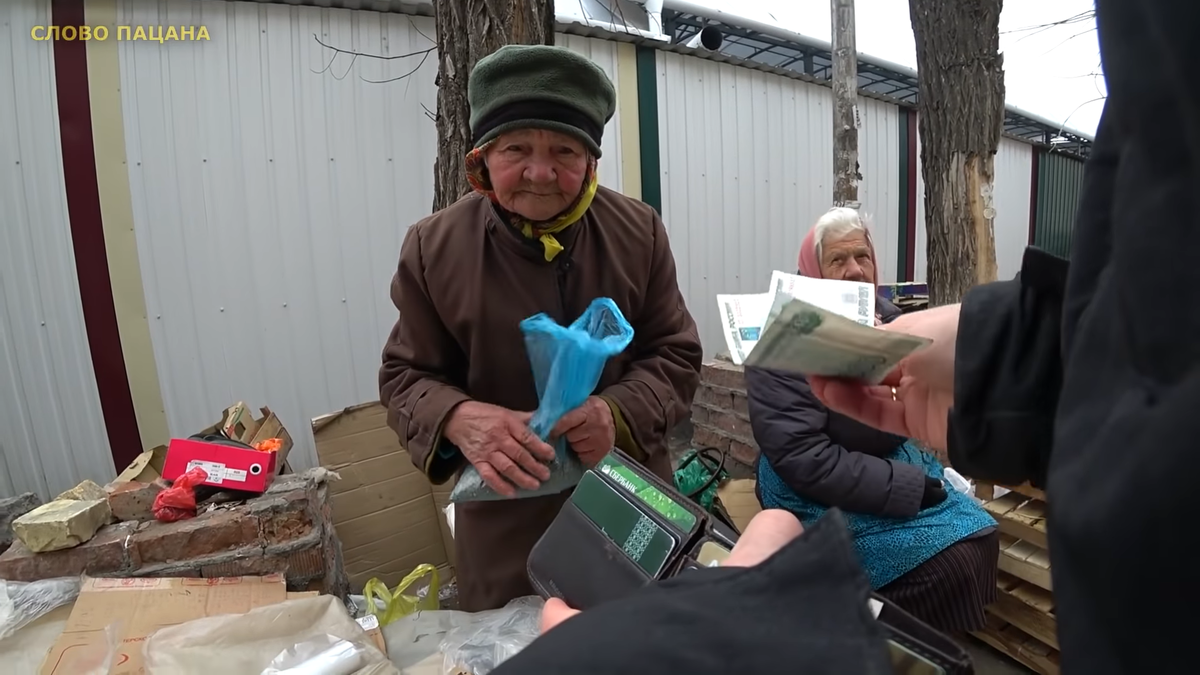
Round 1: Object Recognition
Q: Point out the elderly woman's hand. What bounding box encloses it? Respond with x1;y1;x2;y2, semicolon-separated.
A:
550;396;615;468
444;401;556;497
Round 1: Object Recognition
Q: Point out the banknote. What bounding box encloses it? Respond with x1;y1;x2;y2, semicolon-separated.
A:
744;291;931;383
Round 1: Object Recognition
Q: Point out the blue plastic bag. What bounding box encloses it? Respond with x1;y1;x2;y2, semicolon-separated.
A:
449;298;635;502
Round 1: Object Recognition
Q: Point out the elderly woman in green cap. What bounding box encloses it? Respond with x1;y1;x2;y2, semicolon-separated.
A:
380;45;703;611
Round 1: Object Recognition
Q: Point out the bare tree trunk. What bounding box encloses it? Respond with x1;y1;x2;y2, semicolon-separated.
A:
432;0;556;211
831;0;860;208
909;0;1004;305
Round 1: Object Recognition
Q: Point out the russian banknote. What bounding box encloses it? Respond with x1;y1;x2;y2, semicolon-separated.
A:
744;291;931;383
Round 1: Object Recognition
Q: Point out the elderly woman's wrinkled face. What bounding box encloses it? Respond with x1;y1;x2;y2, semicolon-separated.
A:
820;232;875;284
485;129;589;221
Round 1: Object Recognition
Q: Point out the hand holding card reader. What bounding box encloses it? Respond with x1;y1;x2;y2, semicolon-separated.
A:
526;449;975;675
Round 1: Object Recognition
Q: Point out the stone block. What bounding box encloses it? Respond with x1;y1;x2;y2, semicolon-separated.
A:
731;390;751;417
248;488;315;545
695;385;734;410
692;425;731;453
1;492;42;551
12;499;112;553
709;409;754;440
106;481;164;522
729;438;760;466
0;521;139;580
132;509;260;564
701;361;746;391
56;479;108;502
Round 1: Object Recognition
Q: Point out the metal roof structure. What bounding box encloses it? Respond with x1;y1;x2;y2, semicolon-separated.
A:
240;0;1095;158
659;6;1093;158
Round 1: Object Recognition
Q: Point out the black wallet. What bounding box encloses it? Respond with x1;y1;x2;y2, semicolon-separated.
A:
526;449;975;675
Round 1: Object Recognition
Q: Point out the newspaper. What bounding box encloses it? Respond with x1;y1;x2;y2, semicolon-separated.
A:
715;272;929;381
768;270;875;325
715;292;774;365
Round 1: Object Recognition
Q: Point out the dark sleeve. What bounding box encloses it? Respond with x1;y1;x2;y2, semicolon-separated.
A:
493;511;892;675
600;210;703;463
945;104;1124;488
947;248;1068;489
378;225;471;484
745;366;925;518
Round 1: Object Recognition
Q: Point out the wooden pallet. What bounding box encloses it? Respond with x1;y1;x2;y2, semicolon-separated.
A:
982;491;1049;551
992;571;1058;650
973;613;1060;675
976;481;1045;503
998;533;1053;591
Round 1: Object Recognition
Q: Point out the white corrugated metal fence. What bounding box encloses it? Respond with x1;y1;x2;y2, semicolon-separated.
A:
0;0;117;501
655;50;903;356
118;0;627;469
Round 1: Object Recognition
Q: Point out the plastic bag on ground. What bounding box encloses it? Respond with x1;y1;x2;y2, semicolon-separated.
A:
144;595;397;675
261;633;374;675
440;596;544;675
362;564;439;627
450;298;634;502
152;466;208;522
0;577;81;641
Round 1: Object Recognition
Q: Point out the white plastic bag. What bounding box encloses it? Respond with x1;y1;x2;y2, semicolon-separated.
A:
943;468;973;496
144;595;397;675
440;596;543;675
261;633;372;675
0;577;80;640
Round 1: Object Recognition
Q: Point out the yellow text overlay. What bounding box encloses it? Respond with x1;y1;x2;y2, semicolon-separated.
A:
31;25;210;42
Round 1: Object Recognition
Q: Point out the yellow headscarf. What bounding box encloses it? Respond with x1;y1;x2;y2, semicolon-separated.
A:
464;145;599;262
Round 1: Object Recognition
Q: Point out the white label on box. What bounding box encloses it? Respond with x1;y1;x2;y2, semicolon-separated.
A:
356;614;380;631
223;468;248;482
186;459;225;484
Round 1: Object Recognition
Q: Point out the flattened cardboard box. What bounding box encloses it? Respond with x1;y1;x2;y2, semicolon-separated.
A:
313;403;455;591
41;575;288;675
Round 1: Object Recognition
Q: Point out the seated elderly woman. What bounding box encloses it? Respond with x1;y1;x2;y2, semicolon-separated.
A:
747;207;998;633
379;45;703;612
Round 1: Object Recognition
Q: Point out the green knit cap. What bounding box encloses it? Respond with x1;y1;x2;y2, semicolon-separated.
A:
468;45;616;158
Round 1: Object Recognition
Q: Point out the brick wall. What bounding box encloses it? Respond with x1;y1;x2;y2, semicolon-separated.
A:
0;470;348;597
690;361;760;469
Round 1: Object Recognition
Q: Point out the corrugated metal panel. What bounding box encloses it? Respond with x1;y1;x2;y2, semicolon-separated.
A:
556;33;624;193
656;50;901;356
0;0;116;500
913;135;1034;283
1034;151;1085;259
118;0;625;469
992;138;1033;279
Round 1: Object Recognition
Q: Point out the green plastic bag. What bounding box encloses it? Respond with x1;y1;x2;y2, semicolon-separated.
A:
673;448;730;512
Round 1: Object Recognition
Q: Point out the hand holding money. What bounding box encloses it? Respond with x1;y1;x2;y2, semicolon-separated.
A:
808;303;962;451
744;292;932;384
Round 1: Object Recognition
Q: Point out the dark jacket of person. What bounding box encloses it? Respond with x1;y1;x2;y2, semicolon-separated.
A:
746;297;925;518
947;1;1199;671
379;187;702;612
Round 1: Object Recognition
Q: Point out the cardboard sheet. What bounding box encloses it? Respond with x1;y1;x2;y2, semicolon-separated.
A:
717;479;763;534
313;403;455;590
40;575;288;674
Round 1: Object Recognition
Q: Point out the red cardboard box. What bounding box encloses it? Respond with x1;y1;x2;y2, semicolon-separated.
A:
162;438;279;493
